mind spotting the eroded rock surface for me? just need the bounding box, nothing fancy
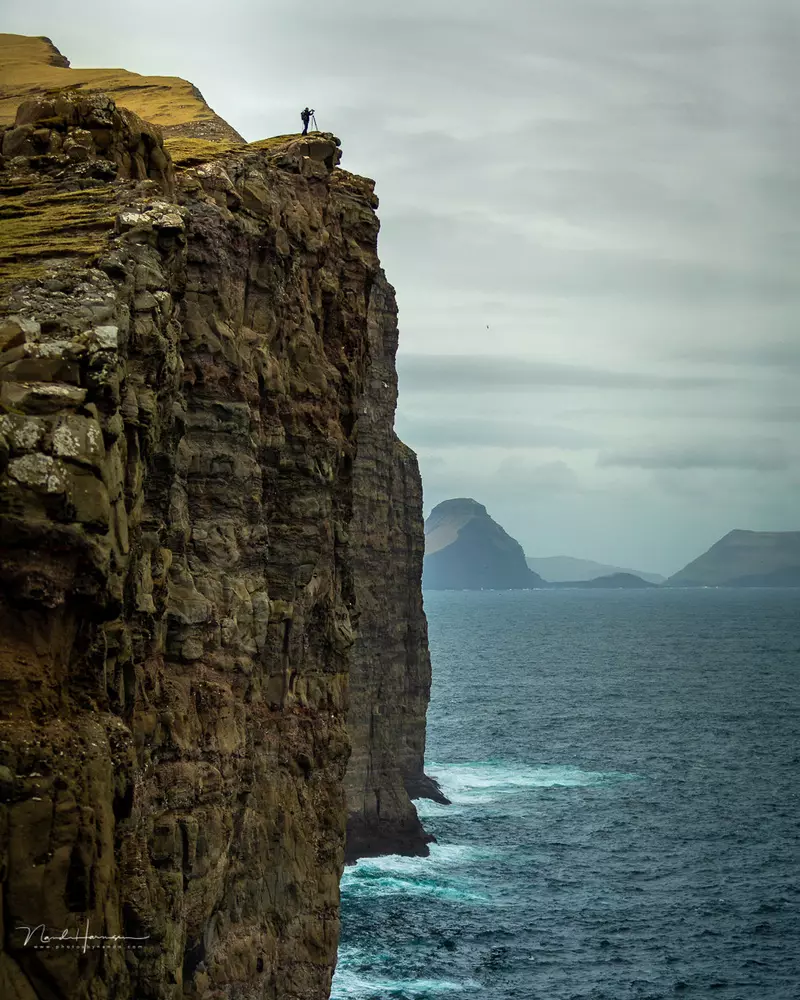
[0,78,433,1000]
[345,273,446,861]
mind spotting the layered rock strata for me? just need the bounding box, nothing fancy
[345,275,446,862]
[0,79,432,1000]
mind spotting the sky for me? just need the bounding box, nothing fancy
[5,0,798,574]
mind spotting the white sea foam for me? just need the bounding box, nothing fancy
[345,842,503,880]
[341,869,488,903]
[428,841,504,863]
[341,842,496,902]
[424,760,639,806]
[331,968,481,998]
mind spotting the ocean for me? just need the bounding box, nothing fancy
[331,588,800,1000]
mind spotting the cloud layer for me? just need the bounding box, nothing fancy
[6,0,798,572]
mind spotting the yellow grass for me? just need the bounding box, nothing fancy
[165,134,307,169]
[0,33,243,141]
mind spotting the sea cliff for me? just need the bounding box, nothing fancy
[0,35,434,1000]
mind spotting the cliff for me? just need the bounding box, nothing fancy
[345,276,446,861]
[0,35,434,1000]
[667,530,800,587]
[423,498,544,590]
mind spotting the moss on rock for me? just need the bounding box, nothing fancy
[0,185,116,282]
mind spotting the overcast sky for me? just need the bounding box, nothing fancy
[6,0,798,573]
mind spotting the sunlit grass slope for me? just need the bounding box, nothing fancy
[0,33,245,142]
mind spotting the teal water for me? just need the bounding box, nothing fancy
[332,589,800,999]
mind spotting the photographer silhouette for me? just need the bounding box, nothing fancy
[301,107,315,135]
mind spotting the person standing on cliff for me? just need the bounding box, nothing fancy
[301,107,314,135]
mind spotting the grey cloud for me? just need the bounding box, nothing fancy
[671,340,800,370]
[420,457,583,514]
[382,207,798,303]
[598,441,790,472]
[494,458,582,496]
[395,415,600,450]
[559,400,800,424]
[4,0,797,571]
[398,354,733,393]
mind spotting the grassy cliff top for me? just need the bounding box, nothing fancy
[0,36,350,285]
[0,33,245,143]
[164,134,304,168]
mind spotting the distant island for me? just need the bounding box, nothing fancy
[423,499,544,590]
[551,572,657,590]
[527,555,665,585]
[424,502,655,591]
[424,507,800,591]
[667,530,800,587]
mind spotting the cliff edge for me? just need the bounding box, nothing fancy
[0,35,434,1000]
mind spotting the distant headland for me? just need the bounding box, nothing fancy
[666,530,800,587]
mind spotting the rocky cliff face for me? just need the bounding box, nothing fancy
[0,42,434,1000]
[345,275,446,862]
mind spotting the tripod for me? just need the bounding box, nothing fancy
[310,113,319,132]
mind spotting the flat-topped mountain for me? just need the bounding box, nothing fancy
[424,498,544,590]
[527,555,665,585]
[668,530,800,587]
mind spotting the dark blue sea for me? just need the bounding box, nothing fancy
[331,589,800,1000]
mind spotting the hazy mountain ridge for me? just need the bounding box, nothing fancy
[527,555,665,585]
[551,572,657,590]
[428,514,800,591]
[668,530,800,587]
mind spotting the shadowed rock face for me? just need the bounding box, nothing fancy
[0,48,432,1000]
[345,275,445,862]
[423,498,544,591]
